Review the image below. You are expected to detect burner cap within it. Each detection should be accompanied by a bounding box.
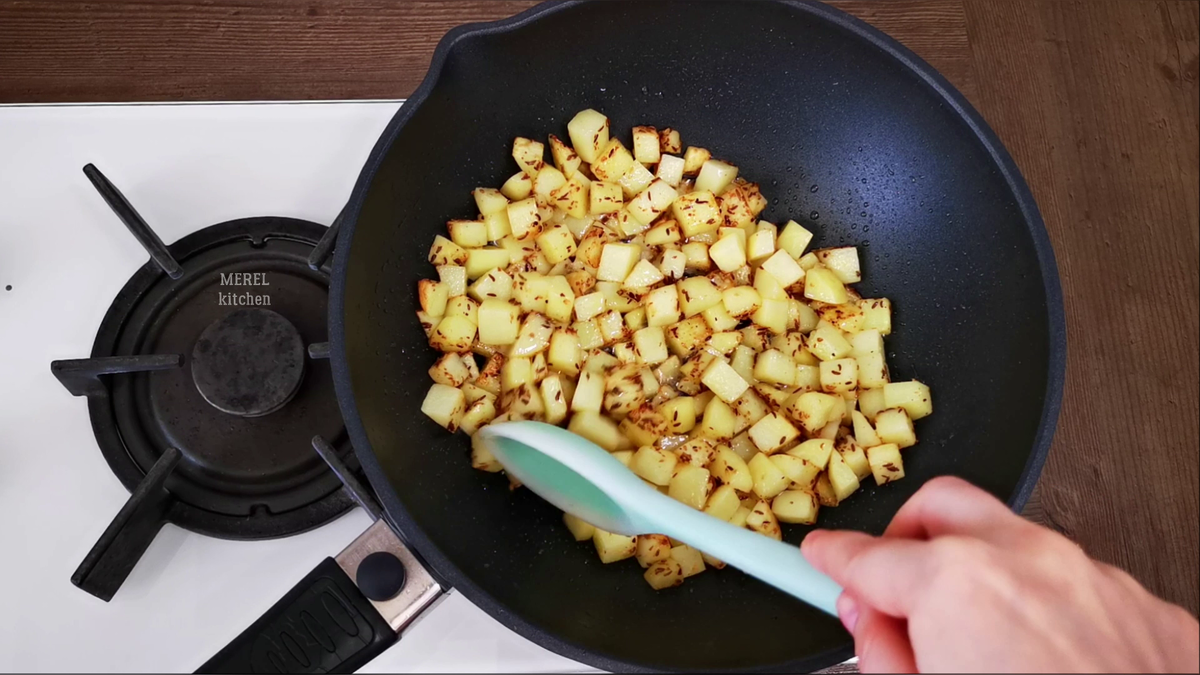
[192,308,306,418]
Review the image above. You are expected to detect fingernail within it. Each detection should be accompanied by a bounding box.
[837,593,859,634]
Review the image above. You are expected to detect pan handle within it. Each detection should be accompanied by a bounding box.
[197,520,444,673]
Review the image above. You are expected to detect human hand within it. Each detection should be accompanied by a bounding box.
[802,476,1200,673]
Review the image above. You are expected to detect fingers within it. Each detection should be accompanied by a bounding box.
[802,529,937,617]
[884,475,1031,543]
[841,594,918,674]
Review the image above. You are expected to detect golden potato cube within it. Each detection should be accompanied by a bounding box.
[512,136,545,177]
[534,165,568,208]
[464,248,510,280]
[475,299,519,346]
[668,463,713,509]
[804,266,849,304]
[681,241,712,273]
[611,449,634,467]
[850,329,884,357]
[499,357,533,394]
[786,438,835,470]
[589,180,624,214]
[701,359,750,403]
[671,190,722,238]
[592,528,637,563]
[695,395,736,441]
[785,391,841,434]
[753,382,791,410]
[703,484,742,521]
[694,159,738,194]
[837,436,872,480]
[500,172,533,201]
[564,512,596,542]
[506,197,543,241]
[730,344,757,383]
[459,396,497,435]
[621,405,668,447]
[867,443,905,485]
[820,358,858,393]
[814,472,838,506]
[570,370,605,414]
[670,545,706,578]
[660,396,696,434]
[851,410,882,447]
[859,387,886,421]
[708,331,743,356]
[708,232,747,272]
[807,321,854,361]
[418,279,450,317]
[543,278,575,326]
[627,179,679,225]
[793,300,820,332]
[550,173,589,219]
[565,269,596,297]
[875,407,917,448]
[798,251,820,269]
[421,383,466,432]
[827,450,861,502]
[631,446,679,486]
[772,490,819,525]
[682,146,711,174]
[777,220,814,259]
[625,307,648,332]
[573,291,607,322]
[568,411,626,452]
[632,533,671,569]
[643,558,685,590]
[665,316,713,358]
[428,352,471,387]
[567,109,609,163]
[761,249,806,288]
[537,375,567,424]
[732,388,770,431]
[548,133,582,177]
[596,309,631,347]
[815,302,865,333]
[429,315,476,354]
[604,363,647,415]
[752,297,790,335]
[773,454,821,488]
[546,330,581,379]
[858,298,892,335]
[629,325,668,366]
[856,351,890,389]
[510,312,554,358]
[597,243,641,282]
[748,452,790,500]
[468,268,514,303]
[677,276,722,317]
[753,349,797,387]
[535,225,576,266]
[618,162,656,199]
[655,127,680,153]
[447,220,488,249]
[470,433,503,472]
[656,153,685,187]
[745,499,782,539]
[474,352,505,396]
[748,412,800,456]
[815,246,861,283]
[884,380,933,420]
[429,235,468,266]
[729,505,753,527]
[624,259,665,290]
[631,125,661,164]
[720,286,761,321]
[591,138,635,181]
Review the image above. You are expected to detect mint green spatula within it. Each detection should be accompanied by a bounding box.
[476,421,842,615]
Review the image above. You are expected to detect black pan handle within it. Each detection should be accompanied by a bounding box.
[198,521,443,674]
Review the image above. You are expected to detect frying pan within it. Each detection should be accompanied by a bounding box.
[199,0,1066,672]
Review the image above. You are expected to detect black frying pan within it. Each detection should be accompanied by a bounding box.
[200,1,1066,672]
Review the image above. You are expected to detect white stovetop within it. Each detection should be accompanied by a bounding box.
[0,102,593,674]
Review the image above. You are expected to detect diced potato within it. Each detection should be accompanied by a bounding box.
[428,353,471,387]
[753,349,797,387]
[718,184,754,229]
[804,267,849,304]
[468,268,514,304]
[787,438,835,470]
[429,315,476,353]
[631,446,679,486]
[564,513,596,542]
[875,407,917,448]
[670,545,706,578]
[814,472,838,506]
[668,463,713,509]
[507,197,543,241]
[627,179,679,225]
[746,227,775,264]
[850,329,884,357]
[856,351,890,389]
[682,146,711,174]
[418,280,450,317]
[512,136,545,176]
[540,375,569,424]
[510,312,554,357]
[753,268,787,302]
[773,454,821,489]
[656,153,685,187]
[858,298,892,335]
[643,558,685,590]
[536,224,577,265]
[584,350,620,375]
[671,190,722,238]
[448,219,488,248]
[703,484,742,521]
[459,396,497,435]
[695,395,736,441]
[568,411,626,451]
[548,134,582,177]
[807,321,853,361]
[729,505,753,527]
[747,452,789,500]
[624,259,665,289]
[708,331,743,355]
[593,528,637,563]
[819,358,858,393]
[827,450,860,502]
[542,275,576,325]
[708,232,747,272]
[815,302,865,333]
[571,370,605,413]
[657,127,681,153]
[695,159,738,194]
[745,499,782,540]
[589,181,624,214]
[626,125,659,165]
[730,344,757,384]
[761,250,806,289]
[421,383,466,432]
[681,241,712,273]
[636,533,672,568]
[591,138,635,181]
[884,381,933,420]
[618,162,656,199]
[621,405,668,446]
[460,381,493,405]
[772,490,819,525]
[660,396,696,434]
[815,246,861,283]
[444,296,479,323]
[475,299,520,346]
[748,412,800,455]
[677,276,722,317]
[665,316,713,358]
[625,307,648,332]
[567,109,609,164]
[751,297,789,335]
[855,389,886,424]
[867,443,905,485]
[753,382,791,410]
[603,363,646,415]
[574,291,608,322]
[785,391,841,434]
[565,269,596,296]
[836,436,872,480]
[596,309,631,346]
[597,243,642,282]
[429,234,468,266]
[852,410,882,447]
[632,325,670,366]
[474,353,505,396]
[500,357,533,394]
[638,285,678,328]
[500,172,533,201]
[794,301,820,333]
[701,359,750,403]
[777,220,814,259]
[470,433,503,472]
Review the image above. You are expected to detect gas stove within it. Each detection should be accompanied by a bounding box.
[0,101,592,673]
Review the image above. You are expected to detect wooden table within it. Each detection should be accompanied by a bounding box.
[2,0,1196,622]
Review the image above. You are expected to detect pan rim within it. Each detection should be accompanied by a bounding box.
[330,0,1067,672]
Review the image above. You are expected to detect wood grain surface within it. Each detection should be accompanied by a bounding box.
[1,0,1196,623]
